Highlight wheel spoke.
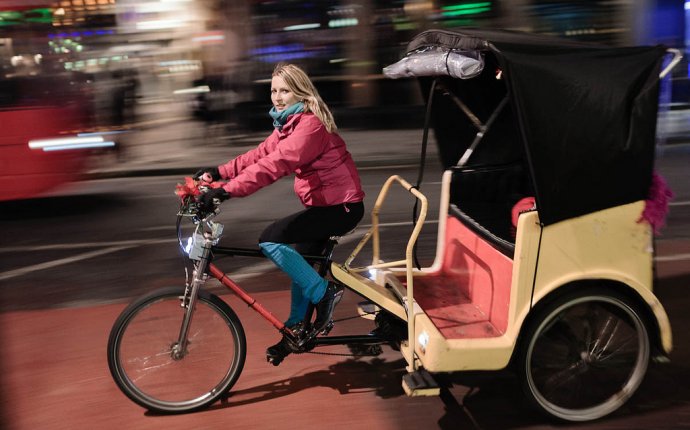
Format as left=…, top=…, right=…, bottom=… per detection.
left=524, top=293, right=650, bottom=421
left=588, top=317, right=638, bottom=364
left=108, top=288, right=246, bottom=413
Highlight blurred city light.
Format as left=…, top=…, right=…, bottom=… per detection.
left=29, top=135, right=115, bottom=151
left=283, top=23, right=320, bottom=31
left=441, top=2, right=492, bottom=17
left=0, top=0, right=687, bottom=200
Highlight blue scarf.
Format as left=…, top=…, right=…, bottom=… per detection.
left=269, top=102, right=304, bottom=130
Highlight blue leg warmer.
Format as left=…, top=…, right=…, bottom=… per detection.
left=259, top=242, right=327, bottom=306
left=285, top=281, right=310, bottom=326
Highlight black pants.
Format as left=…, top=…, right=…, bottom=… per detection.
left=259, top=201, right=364, bottom=254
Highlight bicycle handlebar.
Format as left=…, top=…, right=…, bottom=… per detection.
left=176, top=177, right=223, bottom=219
left=176, top=177, right=226, bottom=255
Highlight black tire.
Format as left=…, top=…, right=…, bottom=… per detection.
left=518, top=287, right=650, bottom=422
left=107, top=287, right=246, bottom=413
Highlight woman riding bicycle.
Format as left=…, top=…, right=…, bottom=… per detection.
left=195, top=63, right=365, bottom=364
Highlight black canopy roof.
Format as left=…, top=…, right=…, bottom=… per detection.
left=405, top=29, right=667, bottom=226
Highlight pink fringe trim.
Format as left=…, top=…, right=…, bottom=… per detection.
left=638, top=172, right=674, bottom=235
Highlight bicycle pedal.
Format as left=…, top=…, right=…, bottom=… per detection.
left=267, top=354, right=284, bottom=366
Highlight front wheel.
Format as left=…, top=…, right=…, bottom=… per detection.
left=518, top=288, right=650, bottom=422
left=107, top=287, right=246, bottom=413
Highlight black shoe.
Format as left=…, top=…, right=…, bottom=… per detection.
left=266, top=322, right=308, bottom=366
left=266, top=336, right=292, bottom=366
left=312, top=282, right=344, bottom=335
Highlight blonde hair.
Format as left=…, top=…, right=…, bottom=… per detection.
left=272, top=63, right=337, bottom=133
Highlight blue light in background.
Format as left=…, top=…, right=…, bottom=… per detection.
left=686, top=0, right=689, bottom=77
left=249, top=44, right=305, bottom=56
left=49, top=29, right=114, bottom=39
left=249, top=43, right=336, bottom=63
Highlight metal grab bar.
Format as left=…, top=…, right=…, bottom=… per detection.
left=344, top=174, right=428, bottom=372
left=660, top=48, right=683, bottom=79
left=345, top=174, right=428, bottom=268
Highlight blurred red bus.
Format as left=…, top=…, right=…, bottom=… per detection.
left=0, top=65, right=112, bottom=201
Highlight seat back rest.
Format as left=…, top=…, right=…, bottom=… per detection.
left=449, top=204, right=515, bottom=257
left=448, top=163, right=532, bottom=256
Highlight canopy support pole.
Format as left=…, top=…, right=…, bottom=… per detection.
left=437, top=81, right=483, bottom=129
left=457, top=96, right=509, bottom=166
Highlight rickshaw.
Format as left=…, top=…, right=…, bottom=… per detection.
left=107, top=29, right=683, bottom=422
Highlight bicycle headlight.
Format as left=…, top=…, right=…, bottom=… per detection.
left=187, top=233, right=206, bottom=260
left=184, top=236, right=193, bottom=255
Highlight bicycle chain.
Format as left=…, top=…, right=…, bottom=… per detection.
left=305, top=350, right=382, bottom=358
left=332, top=310, right=378, bottom=323
left=299, top=311, right=383, bottom=358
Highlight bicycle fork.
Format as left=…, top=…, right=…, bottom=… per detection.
left=172, top=233, right=213, bottom=360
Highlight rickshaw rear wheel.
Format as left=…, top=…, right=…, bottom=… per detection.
left=518, top=287, right=650, bottom=422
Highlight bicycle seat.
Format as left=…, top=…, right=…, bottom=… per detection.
left=329, top=226, right=358, bottom=242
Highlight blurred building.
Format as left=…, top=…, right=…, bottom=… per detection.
left=224, top=0, right=689, bottom=127
left=1, top=0, right=687, bottom=129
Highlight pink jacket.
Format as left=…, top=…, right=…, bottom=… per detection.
left=218, top=112, right=365, bottom=207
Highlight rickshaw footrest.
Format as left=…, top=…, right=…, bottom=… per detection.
left=402, top=369, right=440, bottom=397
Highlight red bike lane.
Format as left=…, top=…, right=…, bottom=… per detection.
left=0, top=290, right=454, bottom=430
left=2, top=260, right=690, bottom=430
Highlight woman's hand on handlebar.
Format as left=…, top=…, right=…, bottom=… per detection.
left=194, top=167, right=221, bottom=183
left=198, top=187, right=231, bottom=213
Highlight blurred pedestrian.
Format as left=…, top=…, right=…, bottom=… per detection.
left=110, top=69, right=139, bottom=161
left=194, top=63, right=365, bottom=364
